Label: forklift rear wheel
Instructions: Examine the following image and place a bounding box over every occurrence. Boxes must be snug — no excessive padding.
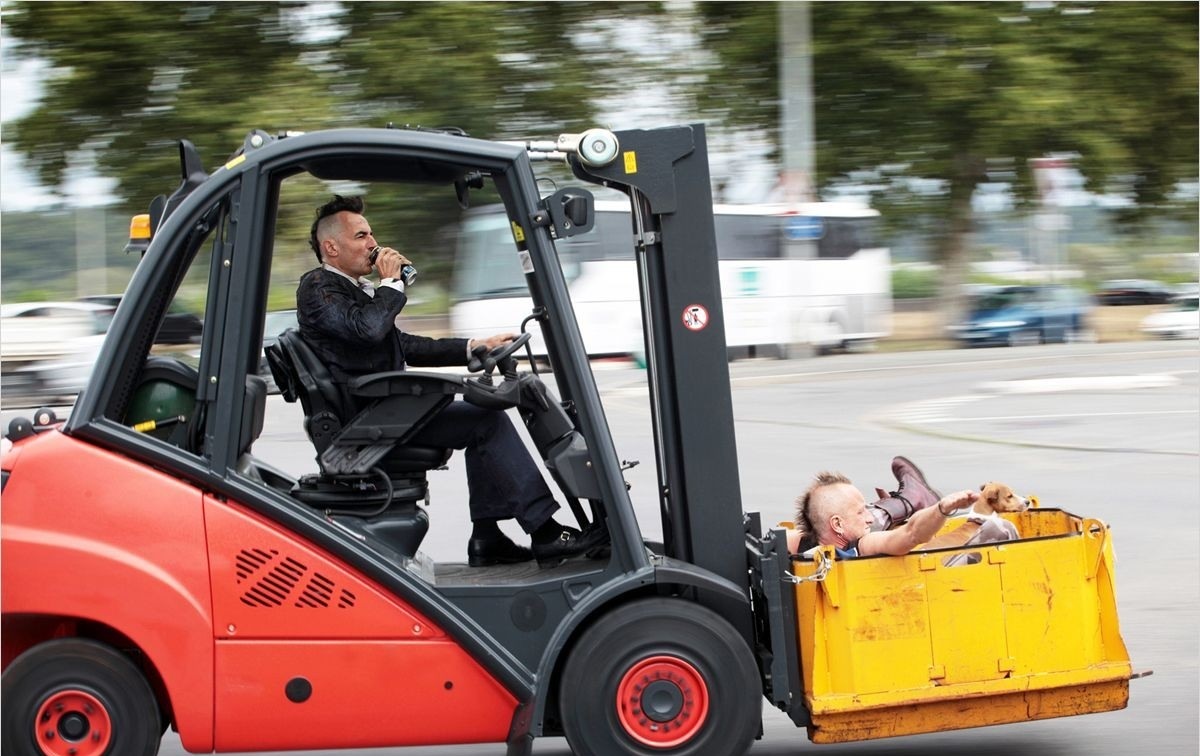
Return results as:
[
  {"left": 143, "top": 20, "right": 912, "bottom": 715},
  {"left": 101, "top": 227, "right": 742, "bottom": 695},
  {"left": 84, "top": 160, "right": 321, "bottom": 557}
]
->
[
  {"left": 1, "top": 638, "right": 161, "bottom": 756},
  {"left": 559, "top": 597, "right": 760, "bottom": 756}
]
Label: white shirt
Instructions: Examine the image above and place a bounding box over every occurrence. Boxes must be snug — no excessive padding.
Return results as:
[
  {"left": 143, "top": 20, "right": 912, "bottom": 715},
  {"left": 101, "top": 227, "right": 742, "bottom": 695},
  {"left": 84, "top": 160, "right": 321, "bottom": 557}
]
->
[{"left": 322, "top": 263, "right": 404, "bottom": 296}]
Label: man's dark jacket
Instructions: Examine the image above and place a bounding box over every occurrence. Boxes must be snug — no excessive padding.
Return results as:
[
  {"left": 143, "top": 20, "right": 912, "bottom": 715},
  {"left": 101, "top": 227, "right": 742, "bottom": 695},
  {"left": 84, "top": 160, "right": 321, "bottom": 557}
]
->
[{"left": 296, "top": 267, "right": 468, "bottom": 383}]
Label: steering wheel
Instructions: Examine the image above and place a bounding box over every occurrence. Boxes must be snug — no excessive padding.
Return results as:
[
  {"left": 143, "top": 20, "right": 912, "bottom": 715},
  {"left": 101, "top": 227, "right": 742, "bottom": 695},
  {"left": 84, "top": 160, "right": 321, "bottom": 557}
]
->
[{"left": 468, "top": 332, "right": 532, "bottom": 374}]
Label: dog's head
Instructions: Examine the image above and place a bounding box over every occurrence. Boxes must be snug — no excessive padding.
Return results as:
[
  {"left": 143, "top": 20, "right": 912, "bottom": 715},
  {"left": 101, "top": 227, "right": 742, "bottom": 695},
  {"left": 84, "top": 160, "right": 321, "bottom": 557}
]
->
[{"left": 976, "top": 481, "right": 1030, "bottom": 514}]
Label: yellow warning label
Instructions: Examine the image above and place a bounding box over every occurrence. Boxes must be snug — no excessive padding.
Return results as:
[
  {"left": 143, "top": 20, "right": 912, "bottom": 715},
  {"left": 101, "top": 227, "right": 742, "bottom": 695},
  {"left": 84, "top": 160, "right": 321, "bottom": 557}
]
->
[
  {"left": 510, "top": 221, "right": 525, "bottom": 243},
  {"left": 223, "top": 154, "right": 246, "bottom": 170},
  {"left": 624, "top": 151, "right": 638, "bottom": 174}
]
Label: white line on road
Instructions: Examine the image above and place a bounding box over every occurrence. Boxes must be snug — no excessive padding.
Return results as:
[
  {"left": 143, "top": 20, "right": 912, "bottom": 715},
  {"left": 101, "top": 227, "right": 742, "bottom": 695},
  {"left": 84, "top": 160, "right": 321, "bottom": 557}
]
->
[
  {"left": 922, "top": 409, "right": 1199, "bottom": 424},
  {"left": 980, "top": 374, "right": 1184, "bottom": 393}
]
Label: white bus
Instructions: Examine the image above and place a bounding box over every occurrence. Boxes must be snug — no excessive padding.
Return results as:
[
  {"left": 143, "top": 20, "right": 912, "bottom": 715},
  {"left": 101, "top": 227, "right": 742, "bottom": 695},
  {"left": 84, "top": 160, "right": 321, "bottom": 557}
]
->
[{"left": 450, "top": 200, "right": 891, "bottom": 359}]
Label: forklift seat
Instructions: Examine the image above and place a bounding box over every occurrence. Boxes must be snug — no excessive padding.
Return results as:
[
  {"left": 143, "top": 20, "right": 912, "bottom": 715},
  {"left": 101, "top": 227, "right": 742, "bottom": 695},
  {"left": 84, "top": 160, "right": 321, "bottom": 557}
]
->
[
  {"left": 239, "top": 374, "right": 267, "bottom": 459},
  {"left": 233, "top": 374, "right": 297, "bottom": 492},
  {"left": 265, "top": 329, "right": 462, "bottom": 557}
]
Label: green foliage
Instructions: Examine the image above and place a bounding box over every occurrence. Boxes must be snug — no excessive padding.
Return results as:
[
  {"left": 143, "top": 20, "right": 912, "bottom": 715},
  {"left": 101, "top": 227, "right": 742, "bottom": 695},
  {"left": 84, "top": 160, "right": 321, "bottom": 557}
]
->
[
  {"left": 4, "top": 1, "right": 615, "bottom": 206},
  {"left": 891, "top": 267, "right": 940, "bottom": 300},
  {"left": 0, "top": 208, "right": 138, "bottom": 300},
  {"left": 5, "top": 2, "right": 318, "bottom": 208},
  {"left": 697, "top": 1, "right": 1198, "bottom": 297},
  {"left": 6, "top": 0, "right": 1196, "bottom": 312},
  {"left": 3, "top": 1, "right": 624, "bottom": 300},
  {"left": 700, "top": 3, "right": 1197, "bottom": 204},
  {"left": 5, "top": 287, "right": 57, "bottom": 304}
]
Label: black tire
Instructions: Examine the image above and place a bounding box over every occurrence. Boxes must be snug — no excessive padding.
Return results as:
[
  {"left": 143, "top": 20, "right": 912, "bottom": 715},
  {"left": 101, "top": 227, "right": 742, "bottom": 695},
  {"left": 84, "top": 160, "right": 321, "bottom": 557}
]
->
[
  {"left": 559, "top": 598, "right": 760, "bottom": 756},
  {"left": 1, "top": 638, "right": 161, "bottom": 756}
]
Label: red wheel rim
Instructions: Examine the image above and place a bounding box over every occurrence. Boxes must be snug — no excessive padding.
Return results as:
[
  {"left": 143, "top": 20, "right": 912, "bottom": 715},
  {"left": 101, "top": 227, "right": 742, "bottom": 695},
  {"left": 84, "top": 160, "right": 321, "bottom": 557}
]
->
[
  {"left": 34, "top": 689, "right": 112, "bottom": 756},
  {"left": 615, "top": 655, "right": 710, "bottom": 749}
]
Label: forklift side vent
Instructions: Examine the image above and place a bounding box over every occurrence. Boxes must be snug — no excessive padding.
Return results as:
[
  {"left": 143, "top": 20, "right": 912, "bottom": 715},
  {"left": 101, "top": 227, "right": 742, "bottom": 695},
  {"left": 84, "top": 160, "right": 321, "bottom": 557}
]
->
[{"left": 234, "top": 548, "right": 357, "bottom": 609}]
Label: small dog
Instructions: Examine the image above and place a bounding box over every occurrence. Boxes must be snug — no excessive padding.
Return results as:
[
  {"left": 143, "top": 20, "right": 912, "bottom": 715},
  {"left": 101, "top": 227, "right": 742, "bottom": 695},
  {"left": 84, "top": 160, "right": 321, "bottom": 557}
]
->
[{"left": 920, "top": 481, "right": 1029, "bottom": 551}]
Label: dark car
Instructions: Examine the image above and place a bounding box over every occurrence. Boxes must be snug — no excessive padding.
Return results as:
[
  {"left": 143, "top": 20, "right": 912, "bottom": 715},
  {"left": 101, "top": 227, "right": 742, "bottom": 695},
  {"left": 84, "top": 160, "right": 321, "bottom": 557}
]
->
[
  {"left": 1095, "top": 279, "right": 1174, "bottom": 306},
  {"left": 948, "top": 285, "right": 1093, "bottom": 347},
  {"left": 77, "top": 294, "right": 203, "bottom": 344}
]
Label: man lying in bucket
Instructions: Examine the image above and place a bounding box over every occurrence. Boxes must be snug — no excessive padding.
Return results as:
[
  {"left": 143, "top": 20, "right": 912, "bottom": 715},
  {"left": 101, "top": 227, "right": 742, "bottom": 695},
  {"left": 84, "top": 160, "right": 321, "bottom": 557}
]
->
[{"left": 787, "top": 457, "right": 1013, "bottom": 558}]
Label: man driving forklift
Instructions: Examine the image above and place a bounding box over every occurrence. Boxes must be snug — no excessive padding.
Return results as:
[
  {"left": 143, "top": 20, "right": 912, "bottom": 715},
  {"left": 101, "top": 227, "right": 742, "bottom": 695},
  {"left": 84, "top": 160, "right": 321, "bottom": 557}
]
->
[{"left": 297, "top": 194, "right": 609, "bottom": 566}]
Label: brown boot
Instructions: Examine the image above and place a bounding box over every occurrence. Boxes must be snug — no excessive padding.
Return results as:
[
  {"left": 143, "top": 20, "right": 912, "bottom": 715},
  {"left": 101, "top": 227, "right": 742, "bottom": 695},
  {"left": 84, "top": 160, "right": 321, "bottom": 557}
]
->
[{"left": 867, "top": 456, "right": 944, "bottom": 531}]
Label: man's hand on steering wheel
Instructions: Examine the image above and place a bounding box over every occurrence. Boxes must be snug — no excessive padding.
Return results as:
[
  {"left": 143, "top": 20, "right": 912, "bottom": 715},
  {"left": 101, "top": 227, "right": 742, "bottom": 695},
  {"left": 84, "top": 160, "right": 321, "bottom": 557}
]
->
[
  {"left": 468, "top": 332, "right": 532, "bottom": 375},
  {"left": 468, "top": 332, "right": 518, "bottom": 353}
]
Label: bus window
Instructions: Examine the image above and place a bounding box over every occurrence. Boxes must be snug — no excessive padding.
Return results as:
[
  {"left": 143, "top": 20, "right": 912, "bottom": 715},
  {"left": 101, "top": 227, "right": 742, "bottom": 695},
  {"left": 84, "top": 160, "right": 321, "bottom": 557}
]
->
[
  {"left": 453, "top": 213, "right": 528, "bottom": 300},
  {"left": 817, "top": 216, "right": 879, "bottom": 259},
  {"left": 716, "top": 214, "right": 783, "bottom": 260}
]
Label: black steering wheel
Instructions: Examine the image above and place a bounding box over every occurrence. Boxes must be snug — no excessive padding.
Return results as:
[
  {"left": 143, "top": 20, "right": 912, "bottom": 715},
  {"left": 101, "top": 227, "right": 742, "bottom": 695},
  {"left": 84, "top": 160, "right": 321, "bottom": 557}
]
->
[{"left": 468, "top": 332, "right": 532, "bottom": 374}]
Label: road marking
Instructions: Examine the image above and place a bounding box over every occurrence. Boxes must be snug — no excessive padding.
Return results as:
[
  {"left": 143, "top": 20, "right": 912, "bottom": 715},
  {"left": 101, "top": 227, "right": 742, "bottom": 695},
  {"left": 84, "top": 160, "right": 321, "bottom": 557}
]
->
[
  {"left": 979, "top": 374, "right": 1183, "bottom": 393},
  {"left": 728, "top": 347, "right": 1198, "bottom": 385},
  {"left": 880, "top": 379, "right": 1199, "bottom": 456},
  {"left": 923, "top": 409, "right": 1198, "bottom": 424},
  {"left": 888, "top": 395, "right": 985, "bottom": 424}
]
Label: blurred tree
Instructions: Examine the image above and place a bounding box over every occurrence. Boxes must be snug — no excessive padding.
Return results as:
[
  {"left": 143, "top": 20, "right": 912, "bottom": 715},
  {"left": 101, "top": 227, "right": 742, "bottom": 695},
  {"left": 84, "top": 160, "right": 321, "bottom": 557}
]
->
[
  {"left": 5, "top": 1, "right": 613, "bottom": 201},
  {"left": 5, "top": 2, "right": 328, "bottom": 206},
  {"left": 696, "top": 2, "right": 1198, "bottom": 300},
  {"left": 4, "top": 1, "right": 639, "bottom": 291},
  {"left": 316, "top": 1, "right": 617, "bottom": 282}
]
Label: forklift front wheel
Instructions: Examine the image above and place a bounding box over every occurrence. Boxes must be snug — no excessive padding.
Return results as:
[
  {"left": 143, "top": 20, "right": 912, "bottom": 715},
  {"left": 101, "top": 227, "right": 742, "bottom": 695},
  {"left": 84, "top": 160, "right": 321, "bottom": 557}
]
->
[
  {"left": 1, "top": 638, "right": 162, "bottom": 756},
  {"left": 559, "top": 597, "right": 760, "bottom": 756}
]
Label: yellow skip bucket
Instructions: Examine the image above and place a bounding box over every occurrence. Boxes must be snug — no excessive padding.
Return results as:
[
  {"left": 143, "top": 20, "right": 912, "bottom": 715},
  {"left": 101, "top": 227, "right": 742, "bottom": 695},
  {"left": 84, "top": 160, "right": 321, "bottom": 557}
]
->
[{"left": 790, "top": 507, "right": 1133, "bottom": 743}]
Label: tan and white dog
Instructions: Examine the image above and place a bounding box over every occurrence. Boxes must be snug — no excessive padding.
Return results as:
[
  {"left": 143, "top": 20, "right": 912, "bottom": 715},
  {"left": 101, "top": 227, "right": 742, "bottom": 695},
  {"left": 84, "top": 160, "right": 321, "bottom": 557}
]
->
[{"left": 920, "top": 481, "right": 1029, "bottom": 551}]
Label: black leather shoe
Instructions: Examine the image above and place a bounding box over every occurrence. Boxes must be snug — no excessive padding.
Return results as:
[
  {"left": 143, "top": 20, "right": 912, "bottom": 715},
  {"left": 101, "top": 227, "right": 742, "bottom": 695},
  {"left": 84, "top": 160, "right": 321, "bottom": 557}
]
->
[
  {"left": 532, "top": 523, "right": 611, "bottom": 567},
  {"left": 467, "top": 534, "right": 534, "bottom": 567}
]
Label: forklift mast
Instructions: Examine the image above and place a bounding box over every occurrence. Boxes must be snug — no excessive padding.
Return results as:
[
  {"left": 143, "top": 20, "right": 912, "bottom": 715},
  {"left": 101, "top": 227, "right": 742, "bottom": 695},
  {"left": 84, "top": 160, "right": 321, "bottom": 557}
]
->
[{"left": 572, "top": 125, "right": 750, "bottom": 622}]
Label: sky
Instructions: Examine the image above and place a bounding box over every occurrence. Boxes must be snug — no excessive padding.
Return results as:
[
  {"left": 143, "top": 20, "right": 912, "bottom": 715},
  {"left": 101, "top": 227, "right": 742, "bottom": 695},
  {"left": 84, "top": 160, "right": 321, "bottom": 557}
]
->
[
  {"left": 2, "top": 28, "right": 117, "bottom": 211},
  {"left": 1, "top": 34, "right": 56, "bottom": 211}
]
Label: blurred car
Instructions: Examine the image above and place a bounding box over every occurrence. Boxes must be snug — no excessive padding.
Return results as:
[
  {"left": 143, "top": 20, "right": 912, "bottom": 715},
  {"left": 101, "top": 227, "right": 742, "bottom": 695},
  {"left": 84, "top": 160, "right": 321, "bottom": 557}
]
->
[
  {"left": 259, "top": 309, "right": 298, "bottom": 392},
  {"left": 1095, "top": 279, "right": 1174, "bottom": 306},
  {"left": 0, "top": 301, "right": 114, "bottom": 401},
  {"left": 1139, "top": 294, "right": 1199, "bottom": 340},
  {"left": 77, "top": 294, "right": 203, "bottom": 344},
  {"left": 948, "top": 285, "right": 1093, "bottom": 347}
]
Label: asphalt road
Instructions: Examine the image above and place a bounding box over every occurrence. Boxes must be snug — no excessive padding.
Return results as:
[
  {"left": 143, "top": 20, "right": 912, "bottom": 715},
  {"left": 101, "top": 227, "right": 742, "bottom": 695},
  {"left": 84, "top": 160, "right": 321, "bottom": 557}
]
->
[{"left": 6, "top": 341, "right": 1197, "bottom": 755}]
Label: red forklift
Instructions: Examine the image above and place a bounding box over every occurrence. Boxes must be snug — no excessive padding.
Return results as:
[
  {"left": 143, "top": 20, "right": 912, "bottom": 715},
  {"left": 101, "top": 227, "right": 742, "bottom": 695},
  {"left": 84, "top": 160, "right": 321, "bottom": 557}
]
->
[{"left": 1, "top": 124, "right": 1134, "bottom": 756}]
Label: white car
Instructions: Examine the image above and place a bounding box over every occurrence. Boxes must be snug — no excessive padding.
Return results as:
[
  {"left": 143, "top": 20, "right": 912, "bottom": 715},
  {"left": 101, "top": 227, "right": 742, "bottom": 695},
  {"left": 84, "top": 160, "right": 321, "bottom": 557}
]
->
[
  {"left": 0, "top": 301, "right": 114, "bottom": 402},
  {"left": 1140, "top": 295, "right": 1200, "bottom": 340}
]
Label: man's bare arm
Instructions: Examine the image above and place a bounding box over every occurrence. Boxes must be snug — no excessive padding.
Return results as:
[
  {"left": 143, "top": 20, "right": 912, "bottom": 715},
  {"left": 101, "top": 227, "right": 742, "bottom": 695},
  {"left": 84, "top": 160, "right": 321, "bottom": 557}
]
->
[{"left": 858, "top": 489, "right": 978, "bottom": 557}]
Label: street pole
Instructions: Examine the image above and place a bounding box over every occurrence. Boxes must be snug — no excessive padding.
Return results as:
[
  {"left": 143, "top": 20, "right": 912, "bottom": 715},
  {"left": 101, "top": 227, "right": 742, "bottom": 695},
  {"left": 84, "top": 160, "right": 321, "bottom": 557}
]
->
[
  {"left": 779, "top": 2, "right": 818, "bottom": 356},
  {"left": 779, "top": 0, "right": 814, "bottom": 210},
  {"left": 74, "top": 207, "right": 106, "bottom": 298}
]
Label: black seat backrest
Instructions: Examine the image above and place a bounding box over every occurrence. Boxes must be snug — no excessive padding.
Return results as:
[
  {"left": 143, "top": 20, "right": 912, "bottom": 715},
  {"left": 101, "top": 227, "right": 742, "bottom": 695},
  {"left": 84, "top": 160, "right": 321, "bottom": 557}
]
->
[
  {"left": 267, "top": 329, "right": 353, "bottom": 423},
  {"left": 267, "top": 327, "right": 454, "bottom": 486},
  {"left": 239, "top": 374, "right": 267, "bottom": 458}
]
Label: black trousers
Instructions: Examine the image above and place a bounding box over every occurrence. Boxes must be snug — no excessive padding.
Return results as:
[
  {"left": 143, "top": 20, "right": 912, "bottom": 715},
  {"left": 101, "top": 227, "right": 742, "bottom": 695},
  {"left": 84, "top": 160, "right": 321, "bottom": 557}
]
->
[{"left": 407, "top": 401, "right": 559, "bottom": 532}]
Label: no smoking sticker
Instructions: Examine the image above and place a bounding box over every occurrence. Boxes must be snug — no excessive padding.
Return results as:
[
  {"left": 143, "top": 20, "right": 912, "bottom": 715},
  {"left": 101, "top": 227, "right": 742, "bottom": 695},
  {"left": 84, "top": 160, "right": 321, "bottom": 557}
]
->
[{"left": 681, "top": 304, "right": 709, "bottom": 331}]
